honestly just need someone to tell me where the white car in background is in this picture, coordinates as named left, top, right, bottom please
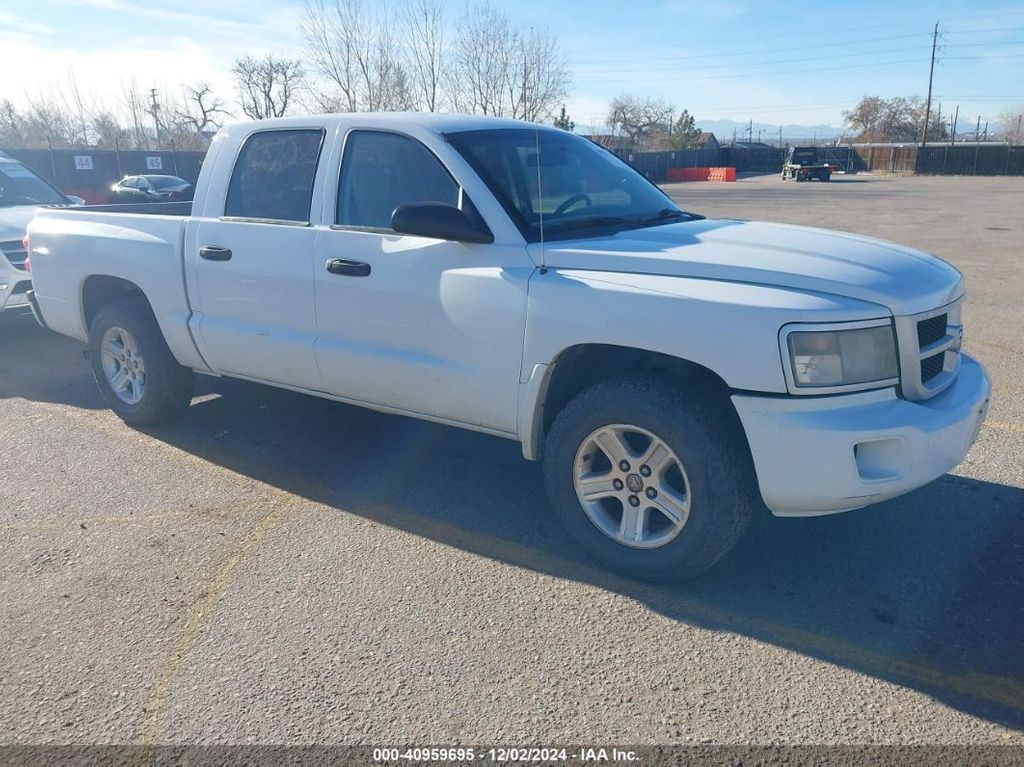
left=0, top=152, right=81, bottom=318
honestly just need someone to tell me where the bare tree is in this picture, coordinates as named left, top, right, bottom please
left=89, top=109, right=129, bottom=148
left=506, top=25, right=571, bottom=121
left=842, top=95, right=886, bottom=139
left=303, top=0, right=413, bottom=113
left=233, top=55, right=305, bottom=120
left=450, top=1, right=516, bottom=116
left=0, top=100, right=24, bottom=146
left=400, top=0, right=446, bottom=111
left=175, top=83, right=229, bottom=135
left=21, top=90, right=83, bottom=147
left=606, top=94, right=674, bottom=149
left=997, top=107, right=1024, bottom=143
left=842, top=95, right=945, bottom=142
left=122, top=81, right=152, bottom=149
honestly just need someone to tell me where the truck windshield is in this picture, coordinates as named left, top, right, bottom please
left=0, top=164, right=69, bottom=207
left=445, top=128, right=698, bottom=242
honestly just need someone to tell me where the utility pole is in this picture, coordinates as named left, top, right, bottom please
left=983, top=121, right=988, bottom=141
left=748, top=119, right=752, bottom=143
left=975, top=115, right=981, bottom=142
left=149, top=88, right=161, bottom=145
left=921, top=20, right=939, bottom=145
left=779, top=125, right=783, bottom=148
left=951, top=104, right=959, bottom=144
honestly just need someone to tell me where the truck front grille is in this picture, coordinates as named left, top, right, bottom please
left=920, top=352, right=945, bottom=383
left=0, top=240, right=28, bottom=271
left=917, top=314, right=947, bottom=348
left=895, top=297, right=963, bottom=401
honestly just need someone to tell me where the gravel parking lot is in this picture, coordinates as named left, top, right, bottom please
left=1, top=174, right=1021, bottom=748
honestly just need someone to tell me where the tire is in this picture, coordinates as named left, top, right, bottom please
left=88, top=296, right=193, bottom=426
left=543, top=375, right=757, bottom=583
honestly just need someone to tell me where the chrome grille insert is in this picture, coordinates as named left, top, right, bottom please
left=0, top=240, right=28, bottom=271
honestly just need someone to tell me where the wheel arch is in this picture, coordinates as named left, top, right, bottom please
left=522, top=343, right=741, bottom=460
left=81, top=275, right=153, bottom=332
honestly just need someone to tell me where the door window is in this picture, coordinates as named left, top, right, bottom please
left=336, top=131, right=459, bottom=230
left=225, top=129, right=325, bottom=223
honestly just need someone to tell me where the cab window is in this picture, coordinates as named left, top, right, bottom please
left=225, top=129, right=325, bottom=223
left=336, top=131, right=459, bottom=230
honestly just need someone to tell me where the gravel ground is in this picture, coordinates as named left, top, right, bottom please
left=0, top=173, right=1021, bottom=749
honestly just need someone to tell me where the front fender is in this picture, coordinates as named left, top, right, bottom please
left=516, top=269, right=891, bottom=457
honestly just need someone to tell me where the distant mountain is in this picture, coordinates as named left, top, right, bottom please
left=696, top=118, right=844, bottom=142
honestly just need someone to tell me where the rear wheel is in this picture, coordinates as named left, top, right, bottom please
left=543, top=375, right=756, bottom=582
left=88, top=297, right=193, bottom=426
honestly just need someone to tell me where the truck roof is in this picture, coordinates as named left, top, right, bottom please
left=222, top=112, right=556, bottom=136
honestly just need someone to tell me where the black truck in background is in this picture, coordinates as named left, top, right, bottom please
left=781, top=146, right=832, bottom=182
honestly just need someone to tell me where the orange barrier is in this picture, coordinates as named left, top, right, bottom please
left=667, top=167, right=736, bottom=182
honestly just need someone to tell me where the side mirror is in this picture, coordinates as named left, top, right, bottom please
left=391, top=203, right=493, bottom=244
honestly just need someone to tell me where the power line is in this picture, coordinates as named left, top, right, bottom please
left=574, top=57, right=928, bottom=84
left=573, top=45, right=1024, bottom=84
left=573, top=44, right=934, bottom=74
left=568, top=32, right=930, bottom=65
left=573, top=39, right=1024, bottom=74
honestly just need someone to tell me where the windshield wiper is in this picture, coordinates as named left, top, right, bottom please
left=544, top=209, right=705, bottom=237
left=637, top=208, right=704, bottom=225
left=545, top=215, right=638, bottom=232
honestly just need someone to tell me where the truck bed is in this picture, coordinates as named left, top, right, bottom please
left=27, top=204, right=208, bottom=372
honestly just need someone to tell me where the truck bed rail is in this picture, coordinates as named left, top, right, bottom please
left=73, top=201, right=192, bottom=216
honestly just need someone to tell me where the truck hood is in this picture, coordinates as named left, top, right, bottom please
left=539, top=219, right=962, bottom=316
left=0, top=205, right=37, bottom=243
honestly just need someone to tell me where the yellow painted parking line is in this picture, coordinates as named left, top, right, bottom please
left=365, top=502, right=1024, bottom=716
left=138, top=495, right=299, bottom=750
left=984, top=420, right=1024, bottom=433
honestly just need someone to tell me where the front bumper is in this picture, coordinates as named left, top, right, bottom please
left=0, top=268, right=32, bottom=314
left=732, top=353, right=991, bottom=516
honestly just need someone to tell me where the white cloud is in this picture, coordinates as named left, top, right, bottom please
left=0, top=9, right=56, bottom=38
left=0, top=36, right=238, bottom=115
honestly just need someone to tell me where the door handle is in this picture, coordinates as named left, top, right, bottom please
left=199, top=245, right=232, bottom=261
left=325, top=258, right=371, bottom=277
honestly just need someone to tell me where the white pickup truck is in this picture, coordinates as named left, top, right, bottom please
left=26, top=114, right=991, bottom=581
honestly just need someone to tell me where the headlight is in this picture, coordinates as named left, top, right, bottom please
left=785, top=323, right=898, bottom=390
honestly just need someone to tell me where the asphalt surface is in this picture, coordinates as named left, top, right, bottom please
left=1, top=174, right=1022, bottom=748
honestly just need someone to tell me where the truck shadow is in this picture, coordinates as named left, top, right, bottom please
left=157, top=376, right=1024, bottom=731
left=3, top=319, right=1023, bottom=730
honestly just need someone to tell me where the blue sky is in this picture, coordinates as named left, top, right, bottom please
left=2, top=0, right=1022, bottom=134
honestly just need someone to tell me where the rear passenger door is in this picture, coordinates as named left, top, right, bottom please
left=189, top=128, right=329, bottom=389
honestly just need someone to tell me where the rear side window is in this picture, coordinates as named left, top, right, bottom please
left=337, top=131, right=458, bottom=229
left=225, top=129, right=324, bottom=223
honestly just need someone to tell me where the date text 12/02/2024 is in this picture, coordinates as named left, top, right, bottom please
left=372, top=747, right=639, bottom=762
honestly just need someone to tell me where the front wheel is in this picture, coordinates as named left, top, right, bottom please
left=88, top=297, right=193, bottom=426
left=543, top=375, right=756, bottom=582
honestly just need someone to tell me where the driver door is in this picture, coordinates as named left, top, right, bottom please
left=312, top=129, right=530, bottom=434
